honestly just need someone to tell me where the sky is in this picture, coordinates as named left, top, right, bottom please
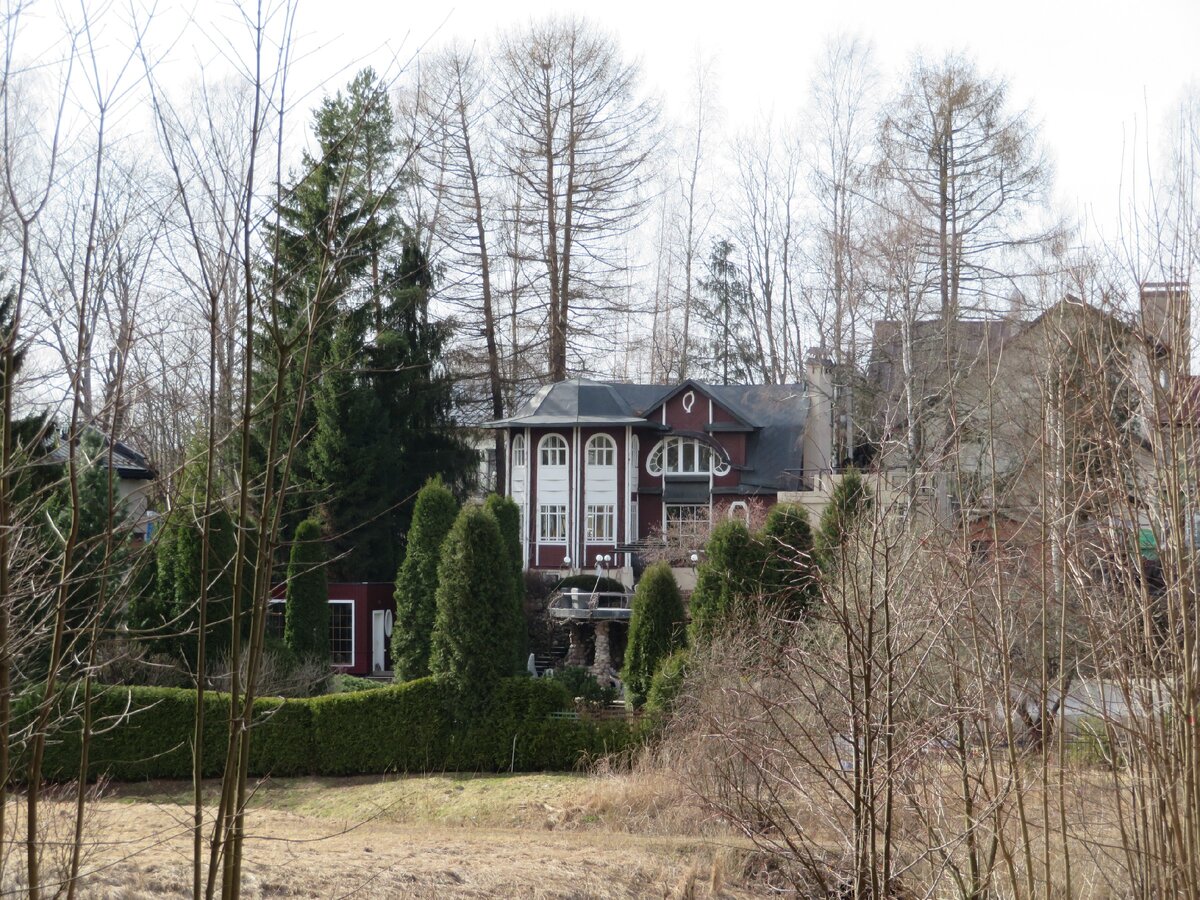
left=270, top=0, right=1200, bottom=245
left=8, top=0, right=1200, bottom=252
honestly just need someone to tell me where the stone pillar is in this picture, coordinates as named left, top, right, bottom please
left=590, top=621, right=618, bottom=686
left=566, top=623, right=589, bottom=667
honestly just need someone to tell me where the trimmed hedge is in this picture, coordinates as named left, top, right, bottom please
left=12, top=676, right=643, bottom=783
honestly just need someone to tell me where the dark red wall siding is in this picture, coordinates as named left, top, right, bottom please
left=327, top=582, right=395, bottom=676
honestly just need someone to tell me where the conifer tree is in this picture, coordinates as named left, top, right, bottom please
left=429, top=505, right=517, bottom=706
left=392, top=477, right=459, bottom=681
left=621, top=561, right=686, bottom=708
left=760, top=503, right=819, bottom=618
left=484, top=493, right=526, bottom=672
left=284, top=518, right=329, bottom=663
left=688, top=519, right=765, bottom=642
left=814, top=468, right=872, bottom=572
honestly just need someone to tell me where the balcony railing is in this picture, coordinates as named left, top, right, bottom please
left=546, top=589, right=633, bottom=621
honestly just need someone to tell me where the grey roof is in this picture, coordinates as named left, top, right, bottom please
left=48, top=429, right=155, bottom=480
left=489, top=378, right=808, bottom=491
left=487, top=379, right=649, bottom=427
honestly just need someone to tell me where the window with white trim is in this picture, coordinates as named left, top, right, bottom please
left=586, top=434, right=616, bottom=467
left=538, top=504, right=567, bottom=542
left=647, top=437, right=730, bottom=476
left=512, top=434, right=526, bottom=467
left=586, top=504, right=615, bottom=543
left=267, top=599, right=286, bottom=640
left=665, top=504, right=710, bottom=545
left=329, top=600, right=354, bottom=667
left=539, top=434, right=567, bottom=467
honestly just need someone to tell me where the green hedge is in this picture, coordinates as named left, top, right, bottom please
left=11, top=676, right=643, bottom=783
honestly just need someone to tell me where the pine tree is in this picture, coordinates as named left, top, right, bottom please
left=760, top=503, right=819, bottom=618
left=814, top=468, right=872, bottom=572
left=429, top=505, right=518, bottom=707
left=621, top=561, right=686, bottom=708
left=484, top=493, right=526, bottom=672
left=284, top=519, right=329, bottom=663
left=688, top=519, right=765, bottom=642
left=392, top=477, right=459, bottom=681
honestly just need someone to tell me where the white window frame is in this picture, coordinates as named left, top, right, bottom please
left=539, top=433, right=568, bottom=467
left=538, top=504, right=568, bottom=543
left=512, top=433, right=526, bottom=468
left=665, top=504, right=711, bottom=545
left=586, top=434, right=616, bottom=467
left=329, top=599, right=355, bottom=667
left=267, top=599, right=286, bottom=640
left=585, top=504, right=616, bottom=543
left=647, top=437, right=730, bottom=476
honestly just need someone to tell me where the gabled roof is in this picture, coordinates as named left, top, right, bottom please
left=488, top=378, right=808, bottom=432
left=48, top=428, right=155, bottom=480
left=488, top=378, right=809, bottom=492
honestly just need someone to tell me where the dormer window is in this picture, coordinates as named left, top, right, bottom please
left=646, top=437, right=730, bottom=476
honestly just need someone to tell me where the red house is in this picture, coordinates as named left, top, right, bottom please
left=488, top=357, right=833, bottom=583
left=269, top=582, right=397, bottom=677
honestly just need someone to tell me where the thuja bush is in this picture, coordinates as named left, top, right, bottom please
left=621, top=562, right=686, bottom=708
left=393, top=476, right=459, bottom=681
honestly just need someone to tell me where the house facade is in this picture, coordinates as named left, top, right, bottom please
left=489, top=357, right=833, bottom=581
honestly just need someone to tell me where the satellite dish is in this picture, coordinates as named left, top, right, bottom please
left=383, top=610, right=394, bottom=637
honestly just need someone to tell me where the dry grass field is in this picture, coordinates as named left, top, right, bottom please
left=1, top=774, right=769, bottom=898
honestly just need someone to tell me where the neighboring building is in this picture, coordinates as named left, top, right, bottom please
left=866, top=285, right=1189, bottom=542
left=268, top=582, right=396, bottom=677
left=48, top=427, right=157, bottom=542
left=487, top=355, right=835, bottom=584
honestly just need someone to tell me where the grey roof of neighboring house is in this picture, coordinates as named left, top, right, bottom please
left=487, top=378, right=808, bottom=491
left=47, top=429, right=155, bottom=480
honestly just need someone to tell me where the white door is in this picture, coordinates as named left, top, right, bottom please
left=372, top=610, right=387, bottom=673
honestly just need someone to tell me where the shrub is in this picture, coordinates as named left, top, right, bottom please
left=21, top=684, right=313, bottom=781
left=308, top=677, right=454, bottom=775
left=393, top=477, right=459, bottom=681
left=552, top=666, right=619, bottom=708
left=12, top=676, right=643, bottom=782
left=645, top=648, right=690, bottom=718
left=621, top=562, right=686, bottom=708
left=330, top=674, right=386, bottom=693
left=284, top=518, right=329, bottom=664
left=429, top=506, right=521, bottom=704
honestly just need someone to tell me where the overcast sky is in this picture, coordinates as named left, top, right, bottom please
left=264, top=0, right=1199, bottom=245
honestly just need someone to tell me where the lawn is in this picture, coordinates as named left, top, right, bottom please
left=3, top=773, right=763, bottom=898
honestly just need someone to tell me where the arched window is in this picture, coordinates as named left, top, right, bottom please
left=512, top=434, right=526, bottom=468
left=586, top=434, right=616, bottom=467
left=646, top=437, right=730, bottom=476
left=539, top=433, right=568, bottom=467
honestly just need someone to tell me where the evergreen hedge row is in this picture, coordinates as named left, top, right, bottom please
left=11, top=676, right=642, bottom=783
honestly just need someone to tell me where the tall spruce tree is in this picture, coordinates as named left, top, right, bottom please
left=622, top=561, right=686, bottom=708
left=284, top=518, right=329, bottom=663
left=254, top=68, right=398, bottom=513
left=429, top=505, right=518, bottom=707
left=392, top=477, right=459, bottom=681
